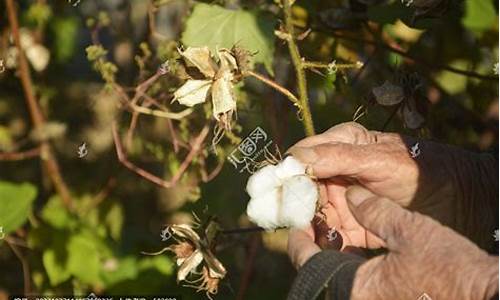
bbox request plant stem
[283,0,315,136]
[302,61,362,70]
[244,70,300,106]
[6,0,73,209]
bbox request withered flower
[144,223,226,299]
[173,46,242,130]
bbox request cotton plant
[173,46,244,130]
[245,156,319,230]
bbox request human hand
[288,122,497,250]
[346,186,498,300]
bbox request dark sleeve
[287,250,365,300]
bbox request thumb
[345,185,413,250]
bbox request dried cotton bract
[173,47,239,129]
[246,156,318,230]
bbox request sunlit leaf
[462,0,497,32]
[41,196,74,229]
[43,247,71,285]
[181,3,276,74]
[67,233,101,284]
[0,181,37,234]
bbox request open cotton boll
[280,175,318,228]
[245,156,318,230]
[274,156,307,179]
[246,188,281,230]
[246,164,281,198]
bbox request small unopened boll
[246,156,318,230]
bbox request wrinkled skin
[286,122,498,298]
[348,186,498,300]
[288,122,496,260]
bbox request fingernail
[287,146,318,164]
[346,186,375,206]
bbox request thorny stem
[6,0,73,209]
[283,0,315,137]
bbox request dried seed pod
[313,216,343,250]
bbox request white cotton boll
[281,175,318,229]
[275,156,307,179]
[246,189,281,230]
[246,164,281,198]
[245,156,318,230]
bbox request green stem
[283,0,315,137]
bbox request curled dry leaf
[212,69,236,122]
[372,80,405,106]
[179,46,218,78]
[403,97,425,129]
[173,79,212,107]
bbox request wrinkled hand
[346,186,498,300]
[288,122,497,250]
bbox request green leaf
[0,181,37,234]
[67,233,101,284]
[51,17,79,63]
[41,196,74,229]
[462,0,497,32]
[101,257,138,286]
[103,202,124,241]
[138,256,174,276]
[181,3,276,74]
[43,247,71,285]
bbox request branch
[244,70,300,106]
[0,147,40,161]
[113,83,193,120]
[5,237,31,295]
[283,0,315,136]
[112,122,209,189]
[6,0,73,209]
[126,71,165,148]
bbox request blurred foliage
[0,0,498,299]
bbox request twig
[126,71,165,148]
[244,70,300,106]
[302,60,362,70]
[0,147,40,161]
[166,119,180,153]
[5,237,31,295]
[113,84,193,120]
[86,177,117,212]
[283,0,315,136]
[112,122,209,189]
[6,0,73,209]
[200,157,225,183]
